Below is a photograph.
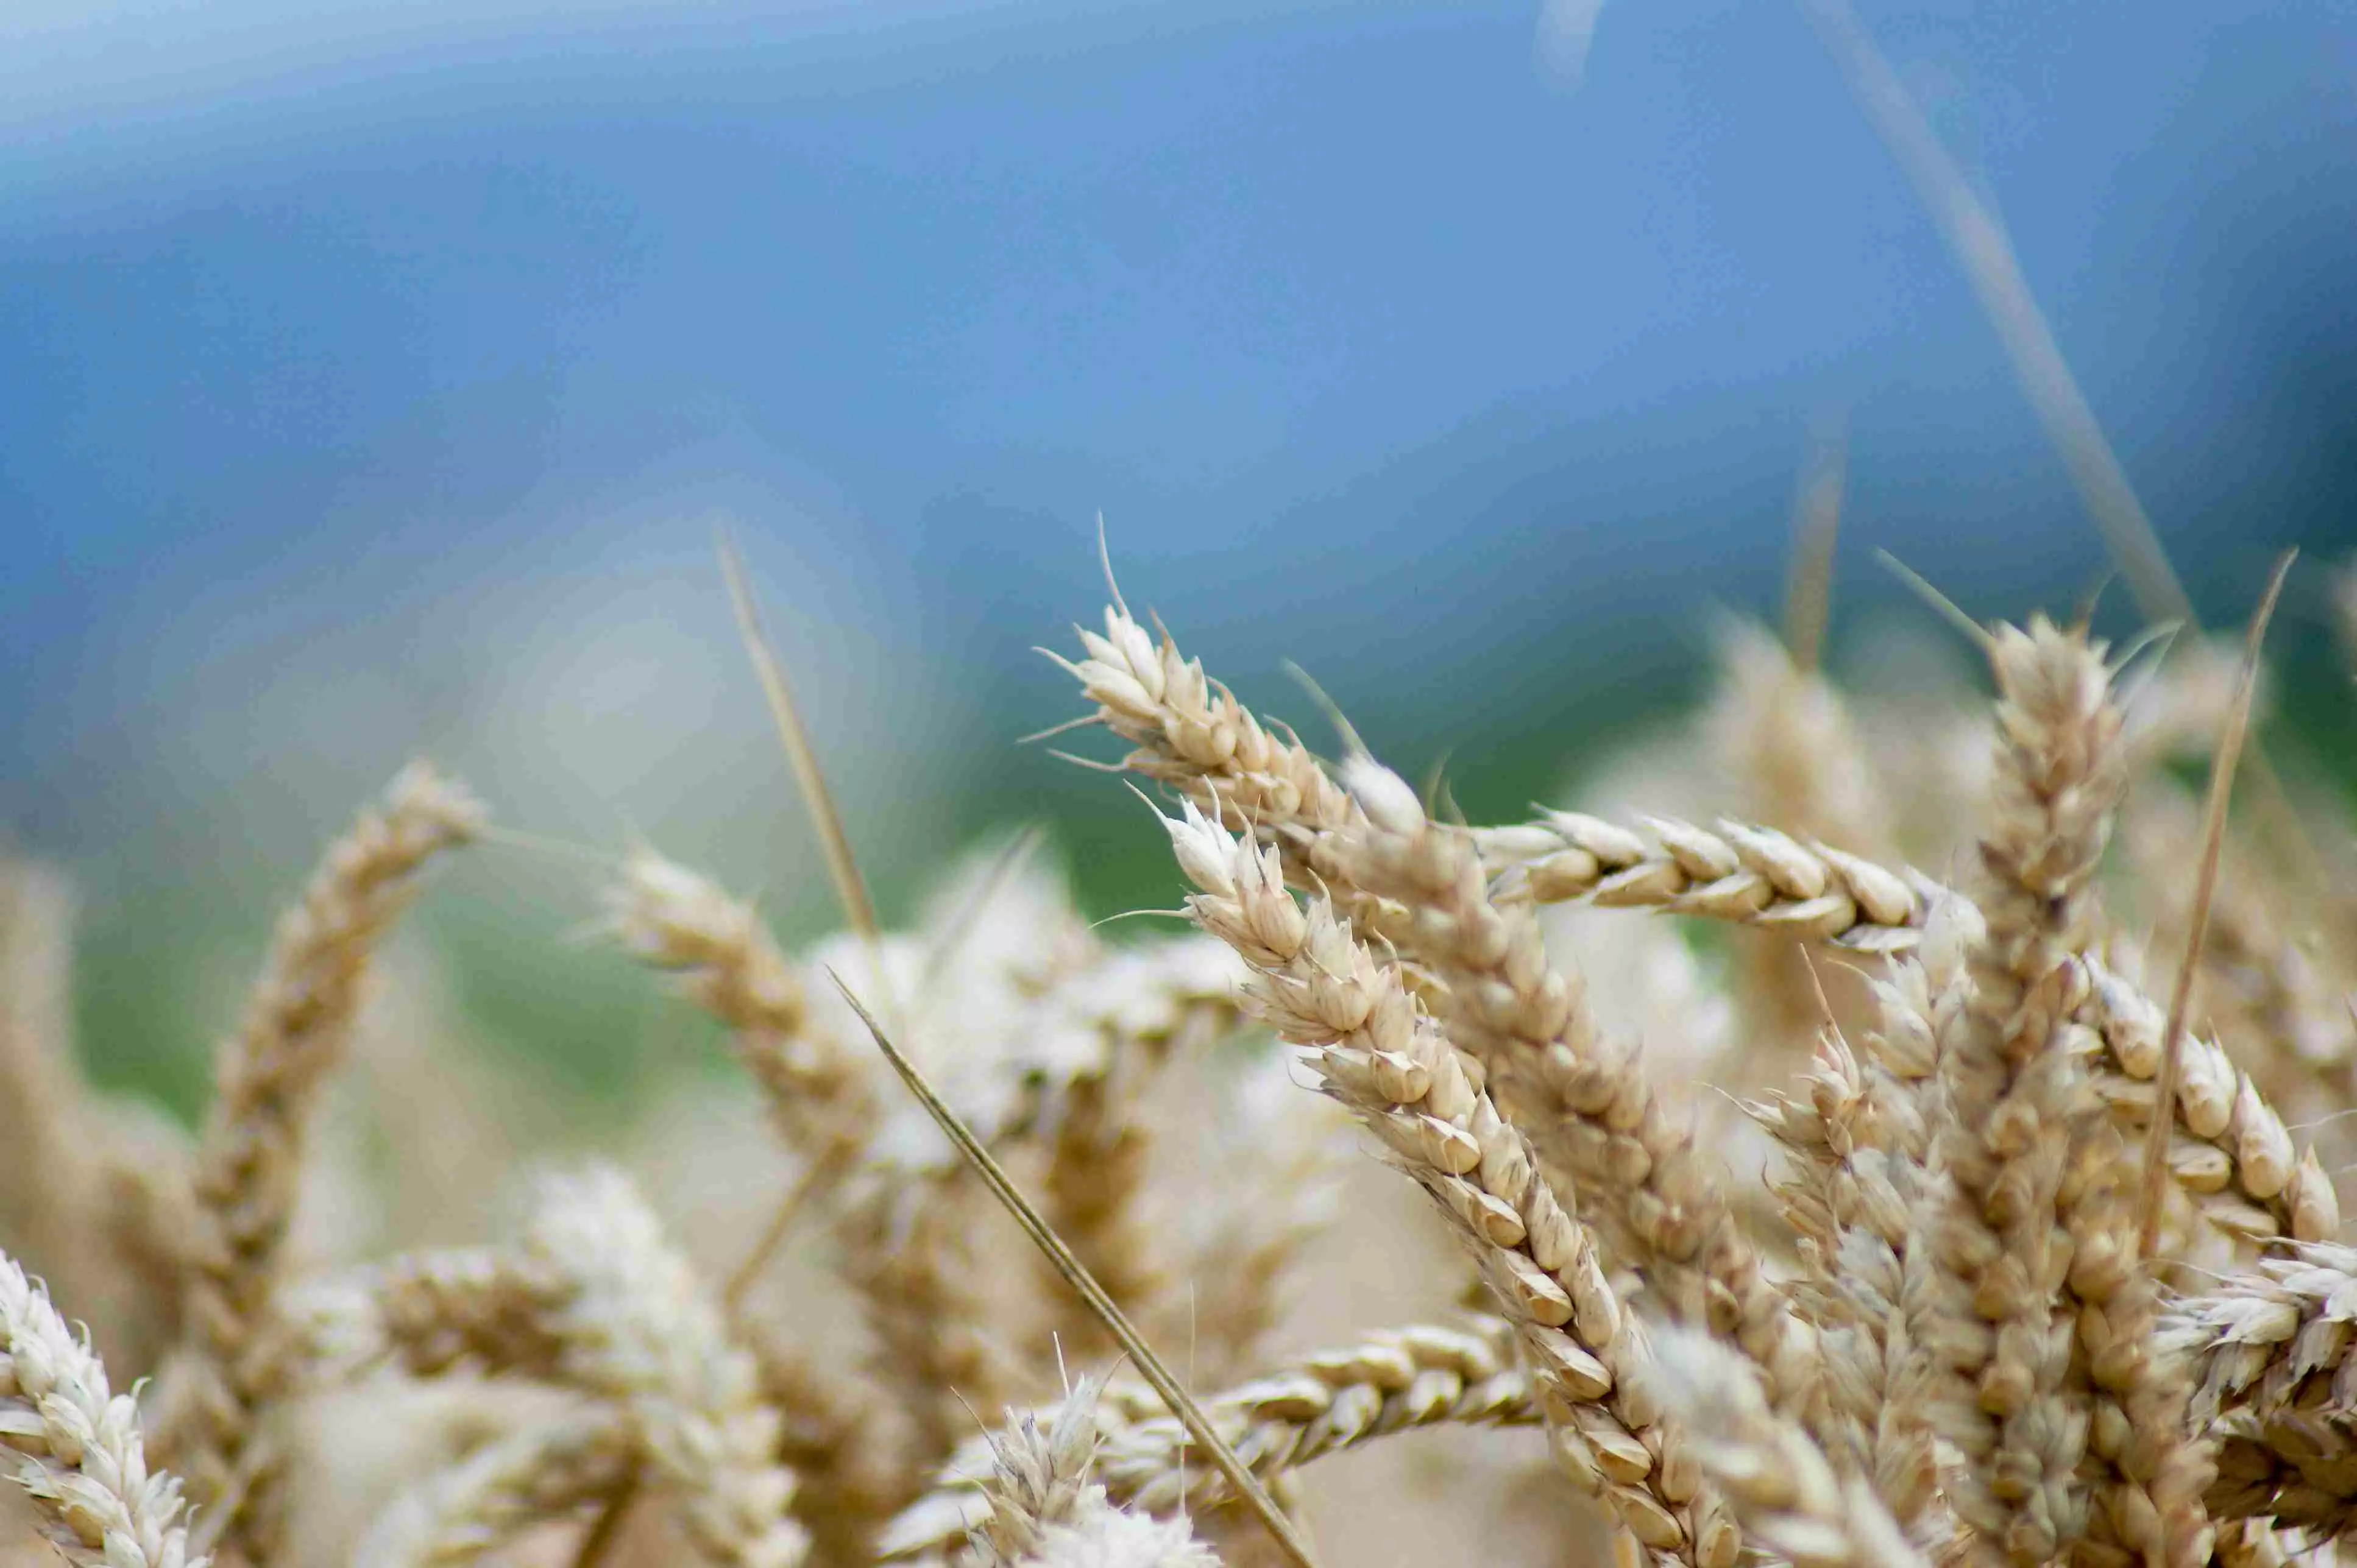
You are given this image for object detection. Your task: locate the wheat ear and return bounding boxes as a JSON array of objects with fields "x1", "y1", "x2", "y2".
[
  {"x1": 1909, "y1": 615, "x2": 2213, "y2": 1566},
  {"x1": 0, "y1": 1249, "x2": 208, "y2": 1568},
  {"x1": 606, "y1": 847, "x2": 874, "y2": 1171},
  {"x1": 1745, "y1": 994, "x2": 1940, "y2": 1532},
  {"x1": 1645, "y1": 1330, "x2": 1930, "y2": 1568},
  {"x1": 1476, "y1": 811, "x2": 2338, "y2": 1248},
  {"x1": 522, "y1": 1165, "x2": 806, "y2": 1568},
  {"x1": 888, "y1": 1316, "x2": 1537, "y2": 1558},
  {"x1": 285, "y1": 1246, "x2": 570, "y2": 1384},
  {"x1": 1155, "y1": 801, "x2": 1727, "y2": 1567},
  {"x1": 167, "y1": 761, "x2": 483, "y2": 1564},
  {"x1": 1062, "y1": 604, "x2": 1816, "y2": 1427},
  {"x1": 352, "y1": 1412, "x2": 633, "y2": 1568}
]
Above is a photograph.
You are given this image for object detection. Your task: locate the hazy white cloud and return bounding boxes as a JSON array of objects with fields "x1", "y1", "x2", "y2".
[{"x1": 1534, "y1": 0, "x2": 1604, "y2": 90}]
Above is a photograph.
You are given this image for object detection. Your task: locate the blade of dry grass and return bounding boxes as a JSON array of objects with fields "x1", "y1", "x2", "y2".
[
  {"x1": 2138, "y1": 552, "x2": 2295, "y2": 1257},
  {"x1": 829, "y1": 975, "x2": 1323, "y2": 1568}
]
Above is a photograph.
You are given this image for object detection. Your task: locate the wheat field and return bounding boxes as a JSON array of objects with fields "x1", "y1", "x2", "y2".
[{"x1": 2, "y1": 546, "x2": 2355, "y2": 1568}]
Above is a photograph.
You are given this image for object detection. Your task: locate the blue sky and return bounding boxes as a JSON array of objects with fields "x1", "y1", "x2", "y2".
[{"x1": 2, "y1": 0, "x2": 2352, "y2": 867}]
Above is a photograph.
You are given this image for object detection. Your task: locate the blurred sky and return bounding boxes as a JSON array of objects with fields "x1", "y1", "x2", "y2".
[{"x1": 2, "y1": 0, "x2": 2353, "y2": 1089}]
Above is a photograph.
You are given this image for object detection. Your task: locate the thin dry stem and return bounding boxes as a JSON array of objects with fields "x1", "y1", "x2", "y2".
[{"x1": 2138, "y1": 554, "x2": 2294, "y2": 1257}]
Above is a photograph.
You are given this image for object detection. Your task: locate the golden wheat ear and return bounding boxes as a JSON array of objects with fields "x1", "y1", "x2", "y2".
[
  {"x1": 830, "y1": 973, "x2": 1321, "y2": 1568},
  {"x1": 1, "y1": 1248, "x2": 209, "y2": 1568}
]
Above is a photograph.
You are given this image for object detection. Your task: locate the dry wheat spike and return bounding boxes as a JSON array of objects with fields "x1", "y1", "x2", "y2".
[
  {"x1": 0, "y1": 1249, "x2": 208, "y2": 1568},
  {"x1": 167, "y1": 761, "x2": 484, "y2": 1568}
]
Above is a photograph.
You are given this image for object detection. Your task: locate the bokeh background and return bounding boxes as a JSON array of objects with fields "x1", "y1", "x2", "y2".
[{"x1": 2, "y1": 0, "x2": 2352, "y2": 1115}]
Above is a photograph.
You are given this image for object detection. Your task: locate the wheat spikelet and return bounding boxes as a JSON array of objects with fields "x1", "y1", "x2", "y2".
[
  {"x1": 522, "y1": 1165, "x2": 806, "y2": 1568},
  {"x1": 165, "y1": 761, "x2": 484, "y2": 1566},
  {"x1": 1645, "y1": 1330, "x2": 1929, "y2": 1568},
  {"x1": 1154, "y1": 799, "x2": 1727, "y2": 1567},
  {"x1": 0, "y1": 1249, "x2": 208, "y2": 1568},
  {"x1": 351, "y1": 1411, "x2": 631, "y2": 1568}
]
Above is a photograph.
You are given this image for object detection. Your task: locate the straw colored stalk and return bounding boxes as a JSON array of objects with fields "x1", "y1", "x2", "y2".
[
  {"x1": 1744, "y1": 977, "x2": 1941, "y2": 1533},
  {"x1": 351, "y1": 1411, "x2": 633, "y2": 1568},
  {"x1": 2118, "y1": 786, "x2": 2357, "y2": 1139},
  {"x1": 888, "y1": 1316, "x2": 1536, "y2": 1559},
  {"x1": 1473, "y1": 811, "x2": 2337, "y2": 1248},
  {"x1": 523, "y1": 1165, "x2": 806, "y2": 1568},
  {"x1": 1154, "y1": 800, "x2": 1728, "y2": 1568},
  {"x1": 1062, "y1": 603, "x2": 1816, "y2": 1425},
  {"x1": 1645, "y1": 1330, "x2": 1930, "y2": 1568},
  {"x1": 1, "y1": 1249, "x2": 208, "y2": 1568},
  {"x1": 607, "y1": 849, "x2": 875, "y2": 1171},
  {"x1": 167, "y1": 761, "x2": 484, "y2": 1566}
]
